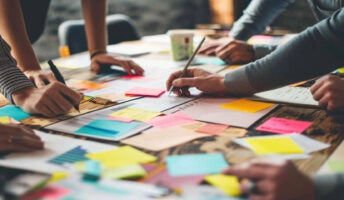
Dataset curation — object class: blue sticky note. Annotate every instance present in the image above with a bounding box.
[75,119,140,138]
[195,57,226,66]
[0,105,30,121]
[166,153,229,176]
[83,160,102,180]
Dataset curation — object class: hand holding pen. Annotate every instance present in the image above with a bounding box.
[167,37,208,95]
[48,60,81,113]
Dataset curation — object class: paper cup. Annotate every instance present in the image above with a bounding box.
[167,30,194,61]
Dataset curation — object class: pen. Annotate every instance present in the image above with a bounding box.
[48,60,80,112]
[168,37,206,95]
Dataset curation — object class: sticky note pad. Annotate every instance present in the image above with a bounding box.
[110,107,161,121]
[205,174,241,196]
[103,164,146,179]
[125,87,165,97]
[196,123,228,135]
[220,99,274,113]
[166,153,229,176]
[256,117,312,134]
[49,171,69,183]
[86,146,157,168]
[69,80,106,90]
[75,119,140,137]
[0,105,30,121]
[0,116,11,124]
[244,137,304,155]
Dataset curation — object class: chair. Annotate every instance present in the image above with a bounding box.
[58,14,140,56]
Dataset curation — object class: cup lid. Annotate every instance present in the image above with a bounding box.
[167,29,194,37]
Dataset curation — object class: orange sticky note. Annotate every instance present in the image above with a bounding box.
[69,80,106,90]
[220,99,274,113]
[196,123,228,135]
[125,87,165,97]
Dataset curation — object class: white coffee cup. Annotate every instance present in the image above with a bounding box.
[167,30,194,61]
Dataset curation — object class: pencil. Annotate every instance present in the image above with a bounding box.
[168,37,206,95]
[48,60,80,112]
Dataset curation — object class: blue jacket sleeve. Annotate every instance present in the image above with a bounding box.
[224,7,344,95]
[230,0,296,41]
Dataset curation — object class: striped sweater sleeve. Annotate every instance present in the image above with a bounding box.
[0,36,34,103]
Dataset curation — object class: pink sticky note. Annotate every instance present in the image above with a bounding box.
[196,123,229,135]
[22,186,70,200]
[147,112,195,128]
[256,117,312,134]
[125,87,165,97]
[108,116,134,123]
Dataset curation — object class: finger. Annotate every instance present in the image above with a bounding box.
[172,77,198,88]
[223,166,269,180]
[46,72,58,83]
[35,102,57,117]
[318,93,330,108]
[34,76,47,88]
[58,86,82,106]
[0,145,40,152]
[181,87,191,97]
[52,93,75,113]
[310,76,329,94]
[311,84,328,101]
[90,62,101,74]
[123,61,134,76]
[128,61,144,75]
[166,70,184,90]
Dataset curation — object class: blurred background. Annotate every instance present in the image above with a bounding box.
[33,0,316,61]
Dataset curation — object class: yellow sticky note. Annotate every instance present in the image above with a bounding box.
[86,146,157,168]
[337,67,344,73]
[221,99,274,113]
[49,171,69,183]
[205,174,241,196]
[110,107,161,121]
[244,137,304,155]
[102,164,146,179]
[0,116,11,124]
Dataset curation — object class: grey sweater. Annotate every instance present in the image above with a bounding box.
[0,36,34,103]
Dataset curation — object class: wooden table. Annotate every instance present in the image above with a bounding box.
[2,39,343,177]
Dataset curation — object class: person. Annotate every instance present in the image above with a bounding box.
[199,0,295,64]
[166,2,344,112]
[0,123,43,152]
[0,35,82,117]
[223,159,344,200]
[0,0,144,88]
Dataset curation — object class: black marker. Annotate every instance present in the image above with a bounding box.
[48,60,80,112]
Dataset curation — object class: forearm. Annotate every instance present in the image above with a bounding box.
[224,8,344,95]
[0,0,40,71]
[230,0,295,41]
[0,37,34,103]
[314,173,344,200]
[81,0,107,54]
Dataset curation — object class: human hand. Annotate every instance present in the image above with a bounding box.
[24,70,57,88]
[215,39,254,64]
[91,53,144,75]
[198,37,233,56]
[310,74,344,111]
[166,68,227,96]
[223,160,315,200]
[0,124,43,152]
[12,82,82,117]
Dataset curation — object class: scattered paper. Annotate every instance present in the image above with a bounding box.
[86,146,157,168]
[103,164,146,179]
[69,80,106,90]
[110,107,161,121]
[0,105,30,121]
[196,123,228,135]
[220,98,275,113]
[125,87,165,97]
[95,93,131,102]
[121,126,209,151]
[0,116,11,124]
[244,137,304,155]
[147,112,195,129]
[205,174,241,196]
[255,117,312,134]
[166,153,229,176]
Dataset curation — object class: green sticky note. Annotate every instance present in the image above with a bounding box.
[327,160,344,172]
[0,105,30,121]
[195,57,226,66]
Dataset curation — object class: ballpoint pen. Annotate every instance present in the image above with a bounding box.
[168,36,206,95]
[48,60,80,112]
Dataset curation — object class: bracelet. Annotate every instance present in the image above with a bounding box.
[90,50,107,59]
